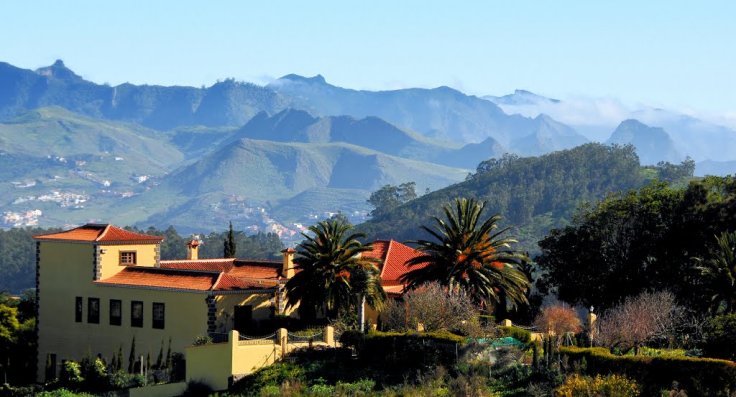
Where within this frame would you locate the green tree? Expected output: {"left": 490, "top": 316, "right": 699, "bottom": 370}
{"left": 401, "top": 198, "right": 530, "bottom": 313}
{"left": 285, "top": 219, "right": 386, "bottom": 321}
{"left": 223, "top": 221, "right": 236, "bottom": 258}
{"left": 693, "top": 231, "right": 736, "bottom": 314}
{"left": 367, "top": 182, "right": 417, "bottom": 218}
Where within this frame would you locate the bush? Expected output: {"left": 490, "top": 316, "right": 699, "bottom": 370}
{"left": 58, "top": 360, "right": 84, "bottom": 388}
{"left": 107, "top": 371, "right": 145, "bottom": 389}
{"left": 379, "top": 282, "right": 479, "bottom": 334}
{"left": 555, "top": 374, "right": 640, "bottom": 397}
{"left": 499, "top": 325, "right": 532, "bottom": 345}
{"left": 560, "top": 346, "right": 736, "bottom": 396}
{"left": 701, "top": 313, "right": 736, "bottom": 361}
{"left": 356, "top": 330, "right": 466, "bottom": 372}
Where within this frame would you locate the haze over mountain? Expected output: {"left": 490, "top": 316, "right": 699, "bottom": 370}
{"left": 1, "top": 59, "right": 734, "bottom": 236}
{"left": 606, "top": 119, "right": 682, "bottom": 165}
{"left": 485, "top": 90, "right": 736, "bottom": 172}
{"left": 267, "top": 74, "right": 590, "bottom": 151}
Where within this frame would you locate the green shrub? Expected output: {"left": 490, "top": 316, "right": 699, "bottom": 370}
{"left": 498, "top": 325, "right": 532, "bottom": 345}
{"left": 555, "top": 374, "right": 640, "bottom": 397}
{"left": 59, "top": 360, "right": 84, "bottom": 388}
{"left": 193, "top": 335, "right": 213, "bottom": 346}
{"left": 35, "top": 389, "right": 95, "bottom": 397}
{"left": 107, "top": 371, "right": 145, "bottom": 389}
{"left": 701, "top": 313, "right": 736, "bottom": 361}
{"left": 560, "top": 346, "right": 736, "bottom": 396}
{"left": 334, "top": 379, "right": 375, "bottom": 395}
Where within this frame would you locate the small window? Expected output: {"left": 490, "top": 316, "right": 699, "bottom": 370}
{"left": 120, "top": 251, "right": 137, "bottom": 266}
{"left": 88, "top": 298, "right": 100, "bottom": 324}
{"left": 75, "top": 297, "right": 83, "bottom": 323}
{"left": 131, "top": 301, "right": 143, "bottom": 327}
{"left": 152, "top": 302, "right": 165, "bottom": 329}
{"left": 110, "top": 299, "right": 122, "bottom": 326}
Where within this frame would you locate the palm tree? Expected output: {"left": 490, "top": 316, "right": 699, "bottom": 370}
{"left": 401, "top": 198, "right": 530, "bottom": 312}
{"left": 694, "top": 231, "right": 736, "bottom": 314}
{"left": 285, "top": 219, "right": 386, "bottom": 323}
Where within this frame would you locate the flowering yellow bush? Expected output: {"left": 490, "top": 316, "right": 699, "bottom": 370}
{"left": 555, "top": 374, "right": 640, "bottom": 397}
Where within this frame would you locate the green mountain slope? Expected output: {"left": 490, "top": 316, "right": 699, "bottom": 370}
{"left": 356, "top": 143, "right": 648, "bottom": 252}
{"left": 231, "top": 109, "right": 505, "bottom": 168}
{"left": 111, "top": 138, "right": 468, "bottom": 231}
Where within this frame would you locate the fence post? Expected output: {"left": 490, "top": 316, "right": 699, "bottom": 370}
{"left": 277, "top": 328, "right": 288, "bottom": 357}
{"left": 324, "top": 326, "right": 334, "bottom": 345}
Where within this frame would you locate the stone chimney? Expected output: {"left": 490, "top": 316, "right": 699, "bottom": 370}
{"left": 186, "top": 239, "right": 200, "bottom": 260}
{"left": 281, "top": 248, "right": 296, "bottom": 279}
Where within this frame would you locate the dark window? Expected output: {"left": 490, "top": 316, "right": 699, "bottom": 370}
{"left": 110, "top": 299, "right": 122, "bottom": 326}
{"left": 131, "top": 301, "right": 143, "bottom": 327}
{"left": 152, "top": 302, "right": 165, "bottom": 329}
{"left": 75, "top": 297, "right": 83, "bottom": 323}
{"left": 120, "top": 251, "right": 137, "bottom": 266}
{"left": 88, "top": 298, "right": 100, "bottom": 324}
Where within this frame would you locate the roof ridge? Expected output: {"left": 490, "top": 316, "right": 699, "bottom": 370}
{"left": 96, "top": 224, "right": 112, "bottom": 241}
{"left": 161, "top": 258, "right": 236, "bottom": 263}
{"left": 380, "top": 240, "right": 395, "bottom": 279}
{"left": 211, "top": 272, "right": 225, "bottom": 291}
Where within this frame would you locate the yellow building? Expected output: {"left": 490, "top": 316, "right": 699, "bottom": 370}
{"left": 34, "top": 224, "right": 296, "bottom": 382}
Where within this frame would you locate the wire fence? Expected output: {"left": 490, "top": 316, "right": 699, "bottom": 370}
{"left": 287, "top": 330, "right": 324, "bottom": 343}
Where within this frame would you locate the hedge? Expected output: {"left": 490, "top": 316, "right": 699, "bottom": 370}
{"left": 340, "top": 330, "right": 466, "bottom": 373}
{"left": 498, "top": 326, "right": 532, "bottom": 345}
{"left": 560, "top": 346, "right": 736, "bottom": 396}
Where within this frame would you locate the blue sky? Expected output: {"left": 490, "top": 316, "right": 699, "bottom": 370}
{"left": 1, "top": 1, "right": 734, "bottom": 113}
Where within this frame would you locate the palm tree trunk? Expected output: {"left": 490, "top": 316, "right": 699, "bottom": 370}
{"left": 359, "top": 294, "right": 366, "bottom": 332}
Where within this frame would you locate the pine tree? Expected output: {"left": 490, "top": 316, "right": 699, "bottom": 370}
{"left": 165, "top": 337, "right": 172, "bottom": 369}
{"left": 155, "top": 340, "right": 164, "bottom": 370}
{"left": 116, "top": 345, "right": 124, "bottom": 373}
{"left": 224, "top": 221, "right": 236, "bottom": 258}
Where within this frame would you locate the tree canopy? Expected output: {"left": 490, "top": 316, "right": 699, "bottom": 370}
{"left": 285, "top": 219, "right": 385, "bottom": 321}
{"left": 401, "top": 198, "right": 530, "bottom": 313}
{"left": 536, "top": 176, "right": 736, "bottom": 311}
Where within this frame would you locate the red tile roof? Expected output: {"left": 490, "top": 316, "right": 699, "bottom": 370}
{"left": 160, "top": 259, "right": 236, "bottom": 272}
{"left": 213, "top": 274, "right": 279, "bottom": 291}
{"left": 364, "top": 240, "right": 428, "bottom": 284}
{"left": 95, "top": 267, "right": 219, "bottom": 291}
{"left": 95, "top": 267, "right": 279, "bottom": 292}
{"left": 34, "top": 224, "right": 163, "bottom": 243}
{"left": 229, "top": 260, "right": 283, "bottom": 279}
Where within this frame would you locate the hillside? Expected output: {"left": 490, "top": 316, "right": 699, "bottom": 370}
{"left": 108, "top": 138, "right": 467, "bottom": 233}
{"left": 231, "top": 109, "right": 504, "bottom": 168}
{"left": 356, "top": 143, "right": 652, "bottom": 252}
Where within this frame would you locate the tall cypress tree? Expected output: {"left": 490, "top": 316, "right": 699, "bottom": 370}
{"left": 128, "top": 336, "right": 136, "bottom": 374}
{"left": 223, "top": 221, "right": 236, "bottom": 258}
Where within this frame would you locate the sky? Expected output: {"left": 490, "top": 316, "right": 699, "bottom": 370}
{"left": 1, "top": 1, "right": 734, "bottom": 114}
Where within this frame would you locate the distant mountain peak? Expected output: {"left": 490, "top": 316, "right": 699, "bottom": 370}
{"left": 607, "top": 119, "right": 681, "bottom": 165}
{"left": 277, "top": 74, "right": 327, "bottom": 84}
{"left": 484, "top": 90, "right": 560, "bottom": 106}
{"left": 35, "top": 59, "right": 83, "bottom": 82}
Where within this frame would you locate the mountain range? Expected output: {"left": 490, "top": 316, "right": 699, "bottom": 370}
{"left": 1, "top": 59, "right": 735, "bottom": 238}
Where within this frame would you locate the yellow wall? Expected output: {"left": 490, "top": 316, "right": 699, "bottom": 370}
{"left": 213, "top": 294, "right": 274, "bottom": 333}
{"left": 186, "top": 341, "right": 233, "bottom": 390}
{"left": 98, "top": 242, "right": 158, "bottom": 279}
{"left": 37, "top": 241, "right": 209, "bottom": 381}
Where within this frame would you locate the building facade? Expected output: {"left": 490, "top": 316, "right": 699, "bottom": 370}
{"left": 34, "top": 224, "right": 424, "bottom": 382}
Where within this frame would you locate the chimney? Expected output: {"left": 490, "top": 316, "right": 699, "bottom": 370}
{"left": 281, "top": 248, "right": 296, "bottom": 279}
{"left": 186, "top": 239, "right": 200, "bottom": 260}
